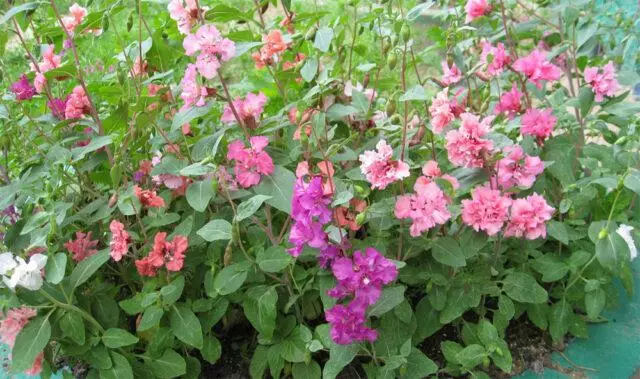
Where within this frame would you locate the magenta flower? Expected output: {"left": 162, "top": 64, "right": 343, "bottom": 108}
{"left": 288, "top": 176, "right": 332, "bottom": 257}
{"left": 520, "top": 108, "right": 556, "bottom": 141}
{"left": 513, "top": 50, "right": 561, "bottom": 89}
{"left": 496, "top": 145, "right": 544, "bottom": 190}
{"left": 10, "top": 75, "right": 36, "bottom": 101}
{"left": 48, "top": 97, "right": 68, "bottom": 120}
{"left": 358, "top": 140, "right": 410, "bottom": 190}
{"left": 584, "top": 61, "right": 620, "bottom": 102}
{"left": 395, "top": 179, "right": 452, "bottom": 237}
{"left": 226, "top": 136, "right": 274, "bottom": 188}
{"left": 494, "top": 84, "right": 522, "bottom": 119}
{"left": 183, "top": 24, "right": 235, "bottom": 79}
{"left": 462, "top": 186, "right": 512, "bottom": 236}
{"left": 504, "top": 194, "right": 554, "bottom": 239}
{"left": 325, "top": 303, "right": 377, "bottom": 345}
{"left": 445, "top": 113, "right": 494, "bottom": 168}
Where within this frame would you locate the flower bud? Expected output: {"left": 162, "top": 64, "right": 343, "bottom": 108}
{"left": 387, "top": 51, "right": 398, "bottom": 70}
{"left": 210, "top": 177, "right": 219, "bottom": 193}
{"left": 482, "top": 357, "right": 490, "bottom": 368}
{"left": 355, "top": 212, "right": 366, "bottom": 226}
{"left": 305, "top": 26, "right": 317, "bottom": 41}
{"left": 354, "top": 184, "right": 367, "bottom": 196}
{"left": 127, "top": 12, "right": 134, "bottom": 32}
{"left": 382, "top": 39, "right": 391, "bottom": 54}
{"left": 598, "top": 228, "right": 608, "bottom": 240}
{"left": 386, "top": 100, "right": 396, "bottom": 116}
{"left": 108, "top": 194, "right": 119, "bottom": 208}
{"left": 400, "top": 24, "right": 411, "bottom": 42}
{"left": 110, "top": 165, "right": 121, "bottom": 187}
{"left": 389, "top": 114, "right": 402, "bottom": 125}
{"left": 101, "top": 14, "right": 110, "bottom": 33}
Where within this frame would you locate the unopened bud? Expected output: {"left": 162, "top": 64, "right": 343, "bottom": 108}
{"left": 598, "top": 228, "right": 608, "bottom": 240}
{"left": 355, "top": 212, "right": 366, "bottom": 226}
{"left": 108, "top": 194, "right": 118, "bottom": 208}
{"left": 400, "top": 24, "right": 411, "bottom": 42}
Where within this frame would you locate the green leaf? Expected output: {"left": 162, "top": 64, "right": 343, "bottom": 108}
{"left": 401, "top": 348, "right": 438, "bottom": 379}
{"left": 578, "top": 87, "right": 594, "bottom": 117}
{"left": 60, "top": 311, "right": 85, "bottom": 345}
{"left": 593, "top": 222, "right": 629, "bottom": 274}
{"left": 585, "top": 288, "right": 606, "bottom": 319}
{"left": 314, "top": 26, "right": 334, "bottom": 52}
{"left": 257, "top": 245, "right": 293, "bottom": 273}
{"left": 214, "top": 264, "right": 249, "bottom": 295}
{"left": 549, "top": 298, "right": 571, "bottom": 342}
{"left": 624, "top": 169, "right": 640, "bottom": 195}
{"left": 326, "top": 104, "right": 358, "bottom": 120}
{"left": 234, "top": 41, "right": 263, "bottom": 57}
{"left": 243, "top": 286, "right": 278, "bottom": 340}
{"left": 197, "top": 219, "right": 232, "bottom": 242}
{"left": 546, "top": 220, "right": 569, "bottom": 245}
{"left": 532, "top": 254, "right": 569, "bottom": 282}
{"left": 201, "top": 335, "right": 222, "bottom": 364}
{"left": 12, "top": 316, "right": 51, "bottom": 373}
{"left": 235, "top": 195, "right": 272, "bottom": 222}
{"left": 138, "top": 306, "right": 164, "bottom": 332}
{"left": 502, "top": 272, "right": 548, "bottom": 304}
{"left": 351, "top": 90, "right": 370, "bottom": 114}
{"left": 0, "top": 3, "right": 38, "bottom": 26}
{"left": 102, "top": 328, "right": 139, "bottom": 348}
{"left": 254, "top": 166, "right": 295, "bottom": 214}
{"left": 71, "top": 135, "right": 113, "bottom": 162}
{"left": 186, "top": 180, "right": 214, "bottom": 212}
{"left": 151, "top": 349, "right": 186, "bottom": 378}
{"left": 100, "top": 352, "right": 133, "bottom": 379}
{"left": 399, "top": 85, "right": 428, "bottom": 101}
{"left": 368, "top": 285, "right": 406, "bottom": 317}
{"left": 171, "top": 102, "right": 212, "bottom": 132}
{"left": 280, "top": 325, "right": 312, "bottom": 362}
{"left": 179, "top": 163, "right": 217, "bottom": 177}
{"left": 414, "top": 297, "right": 442, "bottom": 340}
{"left": 323, "top": 344, "right": 359, "bottom": 379}
{"left": 456, "top": 344, "right": 486, "bottom": 369}
{"left": 301, "top": 57, "right": 319, "bottom": 82}
{"left": 293, "top": 360, "right": 321, "bottom": 379}
{"left": 161, "top": 276, "right": 185, "bottom": 306}
{"left": 250, "top": 345, "right": 269, "bottom": 379}
{"left": 432, "top": 237, "right": 466, "bottom": 268}
{"left": 170, "top": 304, "right": 203, "bottom": 349}
{"left": 204, "top": 4, "right": 250, "bottom": 22}
{"left": 45, "top": 252, "right": 67, "bottom": 284}
{"left": 68, "top": 250, "right": 110, "bottom": 290}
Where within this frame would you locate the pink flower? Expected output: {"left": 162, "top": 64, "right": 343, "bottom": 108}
{"left": 504, "top": 194, "right": 554, "bottom": 239}
{"left": 252, "top": 30, "right": 289, "bottom": 69}
{"left": 31, "top": 45, "right": 61, "bottom": 73}
{"left": 61, "top": 3, "right": 87, "bottom": 34}
{"left": 221, "top": 92, "right": 267, "bottom": 128}
{"left": 496, "top": 145, "right": 544, "bottom": 189}
{"left": 34, "top": 73, "right": 47, "bottom": 94}
{"left": 183, "top": 24, "right": 235, "bottom": 79}
{"left": 584, "top": 62, "right": 620, "bottom": 102}
{"left": 494, "top": 84, "right": 522, "bottom": 119}
{"left": 64, "top": 85, "right": 91, "bottom": 119}
{"left": 179, "top": 64, "right": 208, "bottom": 111}
{"left": 344, "top": 81, "right": 376, "bottom": 102}
{"left": 429, "top": 88, "right": 456, "bottom": 134}
{"left": 445, "top": 113, "right": 494, "bottom": 168}
{"left": 226, "top": 136, "right": 274, "bottom": 188}
{"left": 441, "top": 61, "right": 462, "bottom": 86}
{"left": 358, "top": 140, "right": 410, "bottom": 190}
{"left": 131, "top": 56, "right": 148, "bottom": 77}
{"left": 109, "top": 220, "right": 130, "bottom": 262}
{"left": 461, "top": 186, "right": 512, "bottom": 235}
{"left": 480, "top": 41, "right": 510, "bottom": 77}
{"left": 24, "top": 353, "right": 43, "bottom": 376}
{"left": 520, "top": 108, "right": 556, "bottom": 141}
{"left": 134, "top": 186, "right": 165, "bottom": 208}
{"left": 135, "top": 232, "right": 188, "bottom": 277}
{"left": 10, "top": 75, "right": 36, "bottom": 101}
{"left": 421, "top": 160, "right": 460, "bottom": 190}
{"left": 395, "top": 179, "right": 451, "bottom": 237}
{"left": 465, "top": 0, "right": 491, "bottom": 23}
{"left": 168, "top": 0, "right": 202, "bottom": 34}
{"left": 48, "top": 97, "right": 68, "bottom": 119}
{"left": 0, "top": 307, "right": 36, "bottom": 347}
{"left": 64, "top": 231, "right": 99, "bottom": 262}
{"left": 335, "top": 198, "right": 367, "bottom": 231}
{"left": 513, "top": 50, "right": 561, "bottom": 88}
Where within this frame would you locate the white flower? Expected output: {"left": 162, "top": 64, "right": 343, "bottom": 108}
{"left": 616, "top": 224, "right": 638, "bottom": 261}
{"left": 4, "top": 254, "right": 47, "bottom": 291}
{"left": 0, "top": 252, "right": 17, "bottom": 276}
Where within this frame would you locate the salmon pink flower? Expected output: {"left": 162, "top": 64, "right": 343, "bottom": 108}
{"left": 10, "top": 75, "right": 36, "bottom": 101}
{"left": 504, "top": 194, "right": 554, "bottom": 239}
{"left": 135, "top": 232, "right": 188, "bottom": 276}
{"left": 134, "top": 186, "right": 165, "bottom": 208}
{"left": 359, "top": 140, "right": 410, "bottom": 190}
{"left": 584, "top": 61, "right": 620, "bottom": 102}
{"left": 226, "top": 136, "right": 274, "bottom": 188}
{"left": 131, "top": 56, "right": 148, "bottom": 77}
{"left": 64, "top": 231, "right": 99, "bottom": 262}
{"left": 445, "top": 113, "right": 494, "bottom": 168}
{"left": 109, "top": 220, "right": 130, "bottom": 262}
{"left": 183, "top": 24, "right": 235, "bottom": 79}
{"left": 496, "top": 145, "right": 544, "bottom": 190}
{"left": 520, "top": 108, "right": 556, "bottom": 141}
{"left": 513, "top": 50, "right": 561, "bottom": 88}
{"left": 441, "top": 61, "right": 462, "bottom": 86}
{"left": 252, "top": 30, "right": 289, "bottom": 69}
{"left": 462, "top": 186, "right": 512, "bottom": 236}
{"left": 335, "top": 198, "right": 367, "bottom": 231}
{"left": 0, "top": 307, "right": 36, "bottom": 348}
{"left": 465, "top": 0, "right": 491, "bottom": 23}
{"left": 494, "top": 84, "right": 522, "bottom": 119}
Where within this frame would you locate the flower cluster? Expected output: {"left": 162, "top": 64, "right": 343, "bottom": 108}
{"left": 252, "top": 30, "right": 289, "bottom": 69}
{"left": 520, "top": 108, "right": 556, "bottom": 142}
{"left": 65, "top": 85, "right": 91, "bottom": 119}
{"left": 179, "top": 64, "right": 208, "bottom": 111}
{"left": 168, "top": 0, "right": 203, "bottom": 34}
{"left": 441, "top": 61, "right": 462, "bottom": 86}
{"left": 0, "top": 307, "right": 43, "bottom": 375}
{"left": 326, "top": 248, "right": 398, "bottom": 344}
{"left": 134, "top": 185, "right": 166, "bottom": 208}
{"left": 61, "top": 3, "right": 87, "bottom": 34}
{"left": 10, "top": 75, "right": 36, "bottom": 101}
{"left": 494, "top": 84, "right": 522, "bottom": 119}
{"left": 584, "top": 61, "right": 620, "bottom": 102}
{"left": 395, "top": 178, "right": 452, "bottom": 237}
{"left": 31, "top": 45, "right": 62, "bottom": 94}
{"left": 221, "top": 92, "right": 267, "bottom": 128}
{"left": 480, "top": 41, "right": 510, "bottom": 77}
{"left": 135, "top": 232, "right": 188, "bottom": 277}
{"left": 513, "top": 50, "right": 561, "bottom": 88}
{"left": 445, "top": 113, "right": 494, "bottom": 168}
{"left": 429, "top": 88, "right": 462, "bottom": 133}
{"left": 288, "top": 176, "right": 332, "bottom": 257}
{"left": 465, "top": 0, "right": 491, "bottom": 23}
{"left": 226, "top": 136, "right": 274, "bottom": 188}
{"left": 0, "top": 252, "right": 47, "bottom": 291}
{"left": 183, "top": 25, "right": 236, "bottom": 79}
{"left": 495, "top": 145, "right": 544, "bottom": 190}
{"left": 359, "top": 139, "right": 410, "bottom": 190}
{"left": 504, "top": 194, "right": 555, "bottom": 239}
{"left": 109, "top": 220, "right": 130, "bottom": 262}
{"left": 64, "top": 231, "right": 99, "bottom": 262}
